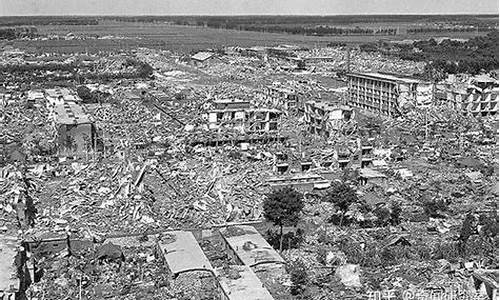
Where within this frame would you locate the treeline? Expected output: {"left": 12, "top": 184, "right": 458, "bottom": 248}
{"left": 228, "top": 25, "right": 397, "bottom": 36}
{"left": 0, "top": 63, "right": 76, "bottom": 73}
{"left": 0, "top": 16, "right": 98, "bottom": 26}
{"left": 0, "top": 59, "right": 153, "bottom": 80}
{"left": 408, "top": 26, "right": 493, "bottom": 34}
{"left": 104, "top": 14, "right": 498, "bottom": 26}
{"left": 327, "top": 42, "right": 347, "bottom": 48}
{"left": 0, "top": 27, "right": 38, "bottom": 40}
{"left": 395, "top": 31, "right": 499, "bottom": 76}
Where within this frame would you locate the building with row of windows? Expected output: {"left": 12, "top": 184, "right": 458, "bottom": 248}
{"left": 347, "top": 72, "right": 433, "bottom": 117}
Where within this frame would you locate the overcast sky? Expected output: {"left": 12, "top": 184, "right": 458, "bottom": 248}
{"left": 0, "top": 0, "right": 498, "bottom": 16}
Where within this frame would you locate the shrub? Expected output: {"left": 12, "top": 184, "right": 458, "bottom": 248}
{"left": 431, "top": 241, "right": 460, "bottom": 261}
{"left": 390, "top": 203, "right": 402, "bottom": 225}
{"left": 421, "top": 198, "right": 448, "bottom": 217}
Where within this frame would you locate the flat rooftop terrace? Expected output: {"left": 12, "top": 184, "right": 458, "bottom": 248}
{"left": 220, "top": 226, "right": 284, "bottom": 267}
{"left": 217, "top": 265, "right": 274, "bottom": 300}
{"left": 53, "top": 102, "right": 92, "bottom": 125}
{"left": 157, "top": 231, "right": 214, "bottom": 276}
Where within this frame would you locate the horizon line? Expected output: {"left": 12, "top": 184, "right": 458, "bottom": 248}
{"left": 0, "top": 13, "right": 498, "bottom": 17}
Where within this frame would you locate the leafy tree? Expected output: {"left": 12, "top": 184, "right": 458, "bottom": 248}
{"left": 263, "top": 187, "right": 304, "bottom": 252}
{"left": 323, "top": 182, "right": 358, "bottom": 226}
{"left": 478, "top": 214, "right": 499, "bottom": 239}
{"left": 76, "top": 85, "right": 94, "bottom": 103}
{"left": 373, "top": 205, "right": 391, "bottom": 226}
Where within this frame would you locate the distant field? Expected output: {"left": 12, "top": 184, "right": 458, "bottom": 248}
{"left": 9, "top": 20, "right": 493, "bottom": 53}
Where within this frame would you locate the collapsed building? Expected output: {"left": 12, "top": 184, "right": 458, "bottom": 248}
{"left": 347, "top": 72, "right": 434, "bottom": 116}
{"left": 263, "top": 84, "right": 301, "bottom": 112}
{"left": 0, "top": 235, "right": 30, "bottom": 300}
{"left": 52, "top": 102, "right": 96, "bottom": 155}
{"left": 436, "top": 75, "right": 499, "bottom": 117}
{"left": 304, "top": 100, "right": 354, "bottom": 137}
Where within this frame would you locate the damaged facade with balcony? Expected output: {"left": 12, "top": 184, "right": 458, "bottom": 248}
{"left": 436, "top": 74, "right": 499, "bottom": 117}
{"left": 204, "top": 99, "right": 282, "bottom": 135}
{"left": 304, "top": 100, "right": 354, "bottom": 137}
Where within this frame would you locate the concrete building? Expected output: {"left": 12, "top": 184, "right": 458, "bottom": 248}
{"left": 219, "top": 226, "right": 285, "bottom": 267}
{"left": 436, "top": 75, "right": 499, "bottom": 117}
{"left": 156, "top": 231, "right": 215, "bottom": 277}
{"left": 359, "top": 168, "right": 387, "bottom": 185}
{"left": 347, "top": 72, "right": 433, "bottom": 116}
{"left": 205, "top": 100, "right": 282, "bottom": 134}
{"left": 52, "top": 102, "right": 96, "bottom": 155}
{"left": 304, "top": 100, "right": 354, "bottom": 137}
{"left": 264, "top": 85, "right": 300, "bottom": 111}
{"left": 190, "top": 51, "right": 221, "bottom": 66}
{"left": 336, "top": 138, "right": 375, "bottom": 170}
{"left": 26, "top": 90, "right": 44, "bottom": 108}
{"left": 267, "top": 174, "right": 330, "bottom": 192}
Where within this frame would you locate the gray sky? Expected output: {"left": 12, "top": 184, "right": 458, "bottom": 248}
{"left": 0, "top": 0, "right": 498, "bottom": 16}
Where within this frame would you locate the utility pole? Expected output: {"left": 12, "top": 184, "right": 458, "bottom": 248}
{"left": 425, "top": 109, "right": 428, "bottom": 141}
{"left": 346, "top": 47, "right": 351, "bottom": 74}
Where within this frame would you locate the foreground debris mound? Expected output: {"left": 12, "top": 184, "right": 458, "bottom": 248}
{"left": 335, "top": 264, "right": 361, "bottom": 288}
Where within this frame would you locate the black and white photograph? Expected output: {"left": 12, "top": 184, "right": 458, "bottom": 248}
{"left": 0, "top": 0, "right": 498, "bottom": 299}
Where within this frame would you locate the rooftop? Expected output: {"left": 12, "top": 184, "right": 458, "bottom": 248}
{"left": 359, "top": 168, "right": 387, "bottom": 179}
{"left": 191, "top": 51, "right": 215, "bottom": 61}
{"left": 157, "top": 231, "right": 214, "bottom": 276}
{"left": 348, "top": 72, "right": 424, "bottom": 85}
{"left": 213, "top": 99, "right": 250, "bottom": 103}
{"left": 306, "top": 100, "right": 351, "bottom": 112}
{"left": 53, "top": 102, "right": 92, "bottom": 125}
{"left": 217, "top": 265, "right": 275, "bottom": 300}
{"left": 45, "top": 88, "right": 73, "bottom": 98}
{"left": 220, "top": 226, "right": 284, "bottom": 267}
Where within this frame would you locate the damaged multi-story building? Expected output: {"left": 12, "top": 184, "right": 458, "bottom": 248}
{"left": 304, "top": 100, "right": 354, "bottom": 137}
{"left": 436, "top": 74, "right": 499, "bottom": 117}
{"left": 263, "top": 84, "right": 300, "bottom": 112}
{"left": 204, "top": 99, "right": 282, "bottom": 134}
{"left": 347, "top": 72, "right": 434, "bottom": 116}
{"left": 336, "top": 138, "right": 375, "bottom": 170}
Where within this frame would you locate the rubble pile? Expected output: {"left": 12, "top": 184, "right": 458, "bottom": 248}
{"left": 301, "top": 47, "right": 426, "bottom": 74}
{"left": 1, "top": 38, "right": 497, "bottom": 300}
